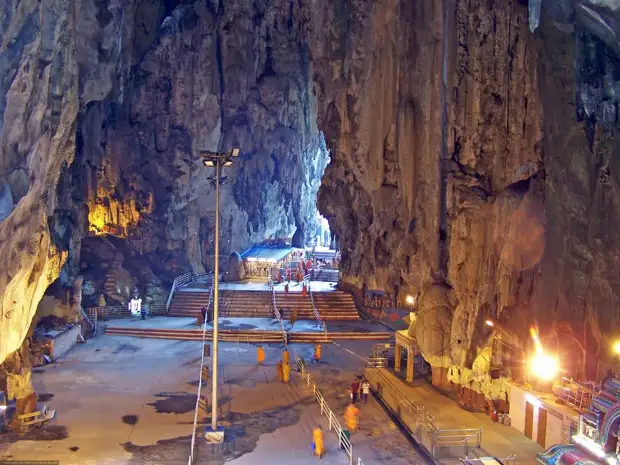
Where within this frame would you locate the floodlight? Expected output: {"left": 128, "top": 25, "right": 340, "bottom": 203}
{"left": 223, "top": 160, "right": 233, "bottom": 167}
{"left": 204, "top": 160, "right": 215, "bottom": 167}
{"left": 231, "top": 148, "right": 240, "bottom": 157}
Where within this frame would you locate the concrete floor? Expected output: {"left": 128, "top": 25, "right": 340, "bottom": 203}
{"left": 104, "top": 316, "right": 388, "bottom": 334}
{"left": 0, "top": 335, "right": 422, "bottom": 465}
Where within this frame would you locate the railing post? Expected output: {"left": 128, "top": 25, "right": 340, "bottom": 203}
{"left": 477, "top": 427, "right": 482, "bottom": 448}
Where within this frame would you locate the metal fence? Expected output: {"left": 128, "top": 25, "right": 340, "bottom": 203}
{"left": 85, "top": 304, "right": 168, "bottom": 320}
{"left": 293, "top": 350, "right": 357, "bottom": 465}
{"left": 364, "top": 367, "right": 482, "bottom": 458}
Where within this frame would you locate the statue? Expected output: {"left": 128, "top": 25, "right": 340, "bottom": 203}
{"left": 128, "top": 288, "right": 143, "bottom": 318}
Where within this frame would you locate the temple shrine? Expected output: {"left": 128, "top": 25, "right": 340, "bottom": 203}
{"left": 538, "top": 377, "right": 620, "bottom": 465}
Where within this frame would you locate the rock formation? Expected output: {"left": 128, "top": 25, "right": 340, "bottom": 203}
{"left": 0, "top": 0, "right": 327, "bottom": 405}
{"left": 3, "top": 0, "right": 620, "bottom": 412}
{"left": 311, "top": 0, "right": 620, "bottom": 405}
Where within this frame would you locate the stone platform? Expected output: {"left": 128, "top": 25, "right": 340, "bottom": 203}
{"left": 1, "top": 335, "right": 421, "bottom": 465}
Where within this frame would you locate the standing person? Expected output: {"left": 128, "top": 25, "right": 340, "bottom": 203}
{"left": 282, "top": 362, "right": 291, "bottom": 383}
{"left": 257, "top": 346, "right": 265, "bottom": 365}
{"left": 302, "top": 283, "right": 308, "bottom": 296}
{"left": 200, "top": 306, "right": 207, "bottom": 325}
{"left": 314, "top": 344, "right": 322, "bottom": 363}
{"left": 276, "top": 361, "right": 283, "bottom": 382}
{"left": 350, "top": 379, "right": 360, "bottom": 404}
{"left": 289, "top": 309, "right": 297, "bottom": 328}
{"left": 282, "top": 348, "right": 289, "bottom": 366}
{"left": 286, "top": 268, "right": 291, "bottom": 282}
{"left": 285, "top": 282, "right": 289, "bottom": 295}
{"left": 312, "top": 426, "right": 324, "bottom": 458}
{"left": 361, "top": 379, "right": 371, "bottom": 403}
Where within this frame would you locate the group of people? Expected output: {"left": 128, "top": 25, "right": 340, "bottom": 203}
{"left": 255, "top": 343, "right": 373, "bottom": 460}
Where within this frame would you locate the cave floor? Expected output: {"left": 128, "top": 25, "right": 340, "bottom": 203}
{"left": 0, "top": 336, "right": 424, "bottom": 465}
{"left": 101, "top": 316, "right": 388, "bottom": 334}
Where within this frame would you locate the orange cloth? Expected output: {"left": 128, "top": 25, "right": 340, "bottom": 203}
{"left": 282, "top": 363, "right": 291, "bottom": 383}
{"left": 313, "top": 427, "right": 324, "bottom": 457}
{"left": 282, "top": 350, "right": 289, "bottom": 365}
{"left": 276, "top": 362, "right": 283, "bottom": 382}
{"left": 314, "top": 344, "right": 322, "bottom": 361}
{"left": 257, "top": 347, "right": 265, "bottom": 365}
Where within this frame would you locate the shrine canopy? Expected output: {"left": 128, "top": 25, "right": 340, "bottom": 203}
{"left": 241, "top": 246, "right": 293, "bottom": 263}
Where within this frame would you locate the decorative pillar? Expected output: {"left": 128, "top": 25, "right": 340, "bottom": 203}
{"left": 394, "top": 343, "right": 402, "bottom": 373}
{"left": 406, "top": 348, "right": 414, "bottom": 382}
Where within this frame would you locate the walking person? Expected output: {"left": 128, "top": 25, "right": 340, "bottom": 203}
{"left": 257, "top": 346, "right": 265, "bottom": 365}
{"left": 199, "top": 305, "right": 207, "bottom": 325}
{"left": 289, "top": 308, "right": 297, "bottom": 328}
{"left": 344, "top": 403, "right": 360, "bottom": 432}
{"left": 312, "top": 426, "right": 324, "bottom": 458}
{"left": 314, "top": 344, "right": 322, "bottom": 363}
{"left": 361, "top": 379, "right": 370, "bottom": 403}
{"left": 350, "top": 379, "right": 360, "bottom": 403}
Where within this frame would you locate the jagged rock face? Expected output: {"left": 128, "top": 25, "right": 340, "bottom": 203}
{"left": 311, "top": 0, "right": 620, "bottom": 385}
{"left": 0, "top": 0, "right": 327, "bottom": 366}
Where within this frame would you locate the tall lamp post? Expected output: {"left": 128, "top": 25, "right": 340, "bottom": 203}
{"left": 201, "top": 148, "right": 240, "bottom": 443}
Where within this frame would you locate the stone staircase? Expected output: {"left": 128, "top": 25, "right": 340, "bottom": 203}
{"left": 168, "top": 289, "right": 273, "bottom": 318}
{"left": 312, "top": 269, "right": 339, "bottom": 282}
{"left": 103, "top": 252, "right": 123, "bottom": 299}
{"left": 312, "top": 291, "right": 360, "bottom": 320}
{"left": 168, "top": 289, "right": 360, "bottom": 321}
{"left": 276, "top": 292, "right": 315, "bottom": 320}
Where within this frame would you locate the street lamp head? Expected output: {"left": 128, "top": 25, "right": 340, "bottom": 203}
{"left": 485, "top": 320, "right": 494, "bottom": 327}
{"left": 204, "top": 160, "right": 216, "bottom": 167}
{"left": 613, "top": 340, "right": 620, "bottom": 355}
{"left": 230, "top": 148, "right": 240, "bottom": 158}
{"left": 223, "top": 160, "right": 233, "bottom": 167}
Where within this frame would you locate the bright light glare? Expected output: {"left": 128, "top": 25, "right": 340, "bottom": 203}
{"left": 529, "top": 326, "right": 559, "bottom": 381}
{"left": 530, "top": 353, "right": 559, "bottom": 380}
{"left": 485, "top": 320, "right": 494, "bottom": 327}
{"left": 572, "top": 434, "right": 606, "bottom": 458}
{"left": 406, "top": 295, "right": 414, "bottom": 304}
{"left": 614, "top": 341, "right": 620, "bottom": 354}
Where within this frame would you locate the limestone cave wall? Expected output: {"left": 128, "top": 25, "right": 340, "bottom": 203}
{"left": 0, "top": 0, "right": 327, "bottom": 367}
{"left": 309, "top": 0, "right": 620, "bottom": 393}
{"left": 3, "top": 0, "right": 620, "bottom": 409}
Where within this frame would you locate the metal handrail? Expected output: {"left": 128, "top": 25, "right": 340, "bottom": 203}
{"left": 365, "top": 366, "right": 483, "bottom": 456}
{"left": 166, "top": 271, "right": 211, "bottom": 311}
{"left": 188, "top": 279, "right": 215, "bottom": 465}
{"left": 293, "top": 350, "right": 354, "bottom": 465}
{"left": 307, "top": 282, "right": 326, "bottom": 333}
{"left": 269, "top": 276, "right": 287, "bottom": 345}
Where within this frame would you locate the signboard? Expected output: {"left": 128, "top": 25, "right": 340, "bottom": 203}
{"left": 129, "top": 298, "right": 142, "bottom": 316}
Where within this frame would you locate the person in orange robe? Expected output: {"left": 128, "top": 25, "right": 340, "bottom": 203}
{"left": 313, "top": 426, "right": 324, "bottom": 457}
{"left": 257, "top": 346, "right": 265, "bottom": 365}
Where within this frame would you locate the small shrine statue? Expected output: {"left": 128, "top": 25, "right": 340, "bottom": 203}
{"left": 128, "top": 289, "right": 143, "bottom": 318}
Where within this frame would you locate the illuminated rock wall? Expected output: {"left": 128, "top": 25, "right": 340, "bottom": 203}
{"left": 308, "top": 0, "right": 620, "bottom": 397}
